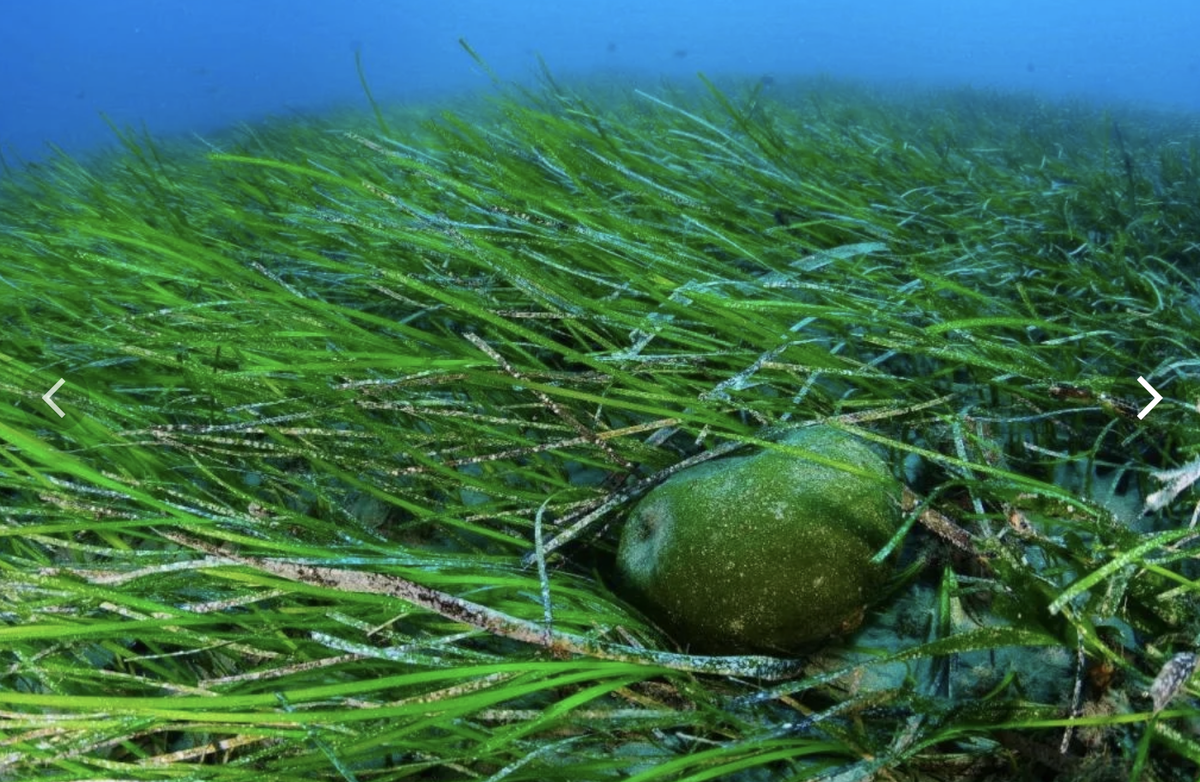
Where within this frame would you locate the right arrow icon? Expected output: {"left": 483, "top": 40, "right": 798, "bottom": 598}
{"left": 1137, "top": 376, "right": 1162, "bottom": 420}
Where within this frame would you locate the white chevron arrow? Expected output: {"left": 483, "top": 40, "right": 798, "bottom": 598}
{"left": 42, "top": 378, "right": 66, "bottom": 418}
{"left": 1137, "top": 376, "right": 1162, "bottom": 420}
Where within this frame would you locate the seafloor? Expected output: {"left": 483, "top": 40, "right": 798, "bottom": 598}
{"left": 1, "top": 71, "right": 1199, "bottom": 780}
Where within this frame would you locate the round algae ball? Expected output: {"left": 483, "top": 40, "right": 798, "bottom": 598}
{"left": 616, "top": 426, "right": 903, "bottom": 655}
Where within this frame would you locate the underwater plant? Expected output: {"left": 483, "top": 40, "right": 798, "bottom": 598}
{"left": 617, "top": 425, "right": 904, "bottom": 654}
{"left": 1, "top": 59, "right": 1199, "bottom": 780}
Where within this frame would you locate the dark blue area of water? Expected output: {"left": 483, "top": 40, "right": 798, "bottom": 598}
{"left": 2, "top": 0, "right": 1198, "bottom": 164}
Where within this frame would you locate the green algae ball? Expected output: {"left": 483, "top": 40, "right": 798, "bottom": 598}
{"left": 616, "top": 426, "right": 903, "bottom": 655}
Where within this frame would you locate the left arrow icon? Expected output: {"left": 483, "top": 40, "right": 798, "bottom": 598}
{"left": 42, "top": 378, "right": 66, "bottom": 418}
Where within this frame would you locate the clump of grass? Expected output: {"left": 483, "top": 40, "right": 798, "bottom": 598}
{"left": 1, "top": 62, "right": 1199, "bottom": 780}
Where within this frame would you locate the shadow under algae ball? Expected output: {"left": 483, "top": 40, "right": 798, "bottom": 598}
{"left": 617, "top": 425, "right": 903, "bottom": 655}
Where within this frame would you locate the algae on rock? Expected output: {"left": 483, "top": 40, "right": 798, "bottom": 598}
{"left": 616, "top": 425, "right": 904, "bottom": 655}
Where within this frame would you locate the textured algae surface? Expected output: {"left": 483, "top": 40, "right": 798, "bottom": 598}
{"left": 618, "top": 425, "right": 902, "bottom": 653}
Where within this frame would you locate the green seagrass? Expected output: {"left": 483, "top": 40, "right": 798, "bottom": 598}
{"left": 617, "top": 425, "right": 904, "bottom": 654}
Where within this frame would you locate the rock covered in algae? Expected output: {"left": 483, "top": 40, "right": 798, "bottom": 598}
{"left": 616, "top": 425, "right": 903, "bottom": 655}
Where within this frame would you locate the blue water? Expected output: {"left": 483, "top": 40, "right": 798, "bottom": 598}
{"left": 3, "top": 0, "right": 1198, "bottom": 164}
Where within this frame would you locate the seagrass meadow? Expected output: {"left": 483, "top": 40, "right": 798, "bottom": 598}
{"left": 2, "top": 59, "right": 1200, "bottom": 780}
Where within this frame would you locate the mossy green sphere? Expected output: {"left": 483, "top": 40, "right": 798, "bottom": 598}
{"left": 616, "top": 426, "right": 903, "bottom": 655}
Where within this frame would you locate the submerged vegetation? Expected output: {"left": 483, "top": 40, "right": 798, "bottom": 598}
{"left": 2, "top": 59, "right": 1200, "bottom": 780}
{"left": 617, "top": 424, "right": 905, "bottom": 655}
